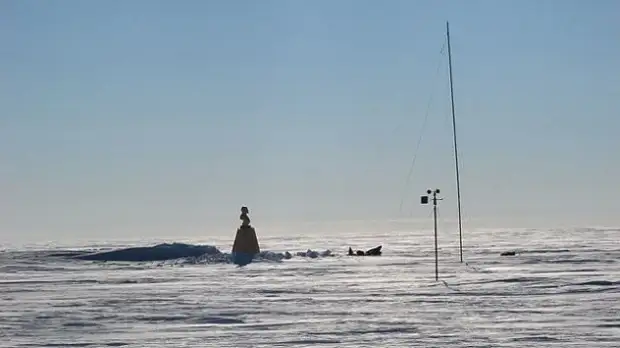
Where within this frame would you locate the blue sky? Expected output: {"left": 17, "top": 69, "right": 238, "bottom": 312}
{"left": 1, "top": 0, "right": 619, "bottom": 243}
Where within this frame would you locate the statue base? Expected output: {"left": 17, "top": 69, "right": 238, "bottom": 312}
{"left": 231, "top": 225, "right": 261, "bottom": 266}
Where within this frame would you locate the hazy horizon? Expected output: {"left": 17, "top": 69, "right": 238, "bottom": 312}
{"left": 2, "top": 0, "right": 619, "bottom": 245}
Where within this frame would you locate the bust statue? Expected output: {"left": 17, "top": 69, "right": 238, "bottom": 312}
{"left": 239, "top": 206, "right": 251, "bottom": 227}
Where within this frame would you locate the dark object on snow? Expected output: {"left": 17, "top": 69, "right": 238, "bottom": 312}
{"left": 232, "top": 206, "right": 260, "bottom": 266}
{"left": 500, "top": 251, "right": 516, "bottom": 256}
{"left": 348, "top": 245, "right": 382, "bottom": 256}
{"left": 73, "top": 243, "right": 218, "bottom": 262}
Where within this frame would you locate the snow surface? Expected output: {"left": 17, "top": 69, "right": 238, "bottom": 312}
{"left": 1, "top": 227, "right": 619, "bottom": 347}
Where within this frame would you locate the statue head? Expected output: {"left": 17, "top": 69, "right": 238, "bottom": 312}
{"left": 241, "top": 206, "right": 249, "bottom": 214}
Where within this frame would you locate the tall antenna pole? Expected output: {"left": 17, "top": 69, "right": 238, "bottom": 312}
{"left": 446, "top": 21, "right": 464, "bottom": 263}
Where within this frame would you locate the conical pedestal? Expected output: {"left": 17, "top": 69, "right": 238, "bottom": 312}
{"left": 231, "top": 225, "right": 261, "bottom": 266}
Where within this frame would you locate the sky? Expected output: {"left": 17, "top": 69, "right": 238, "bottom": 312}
{"left": 1, "top": 0, "right": 619, "bottom": 243}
